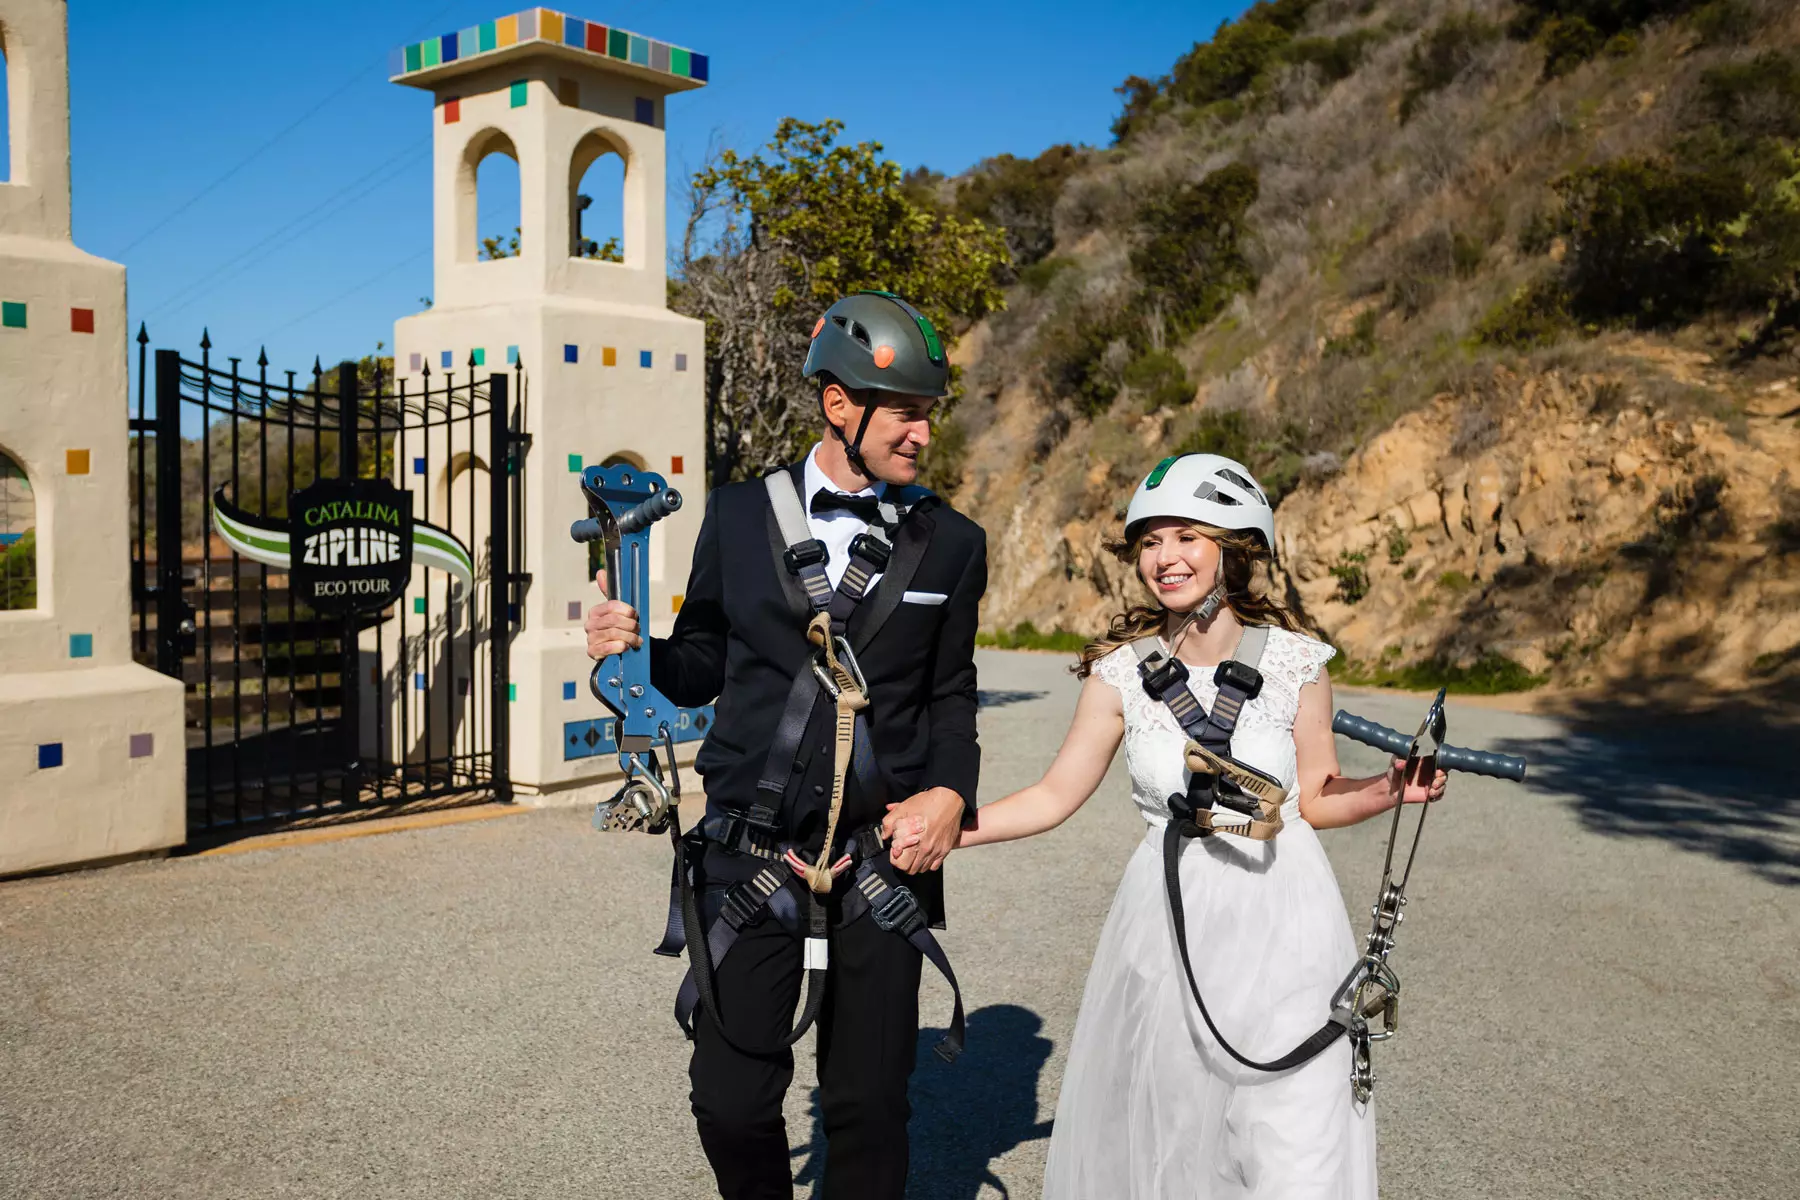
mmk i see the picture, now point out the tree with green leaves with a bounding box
[671,118,1010,484]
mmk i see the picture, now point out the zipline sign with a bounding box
[290,479,413,616]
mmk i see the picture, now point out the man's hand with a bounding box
[584,569,642,660]
[881,787,965,875]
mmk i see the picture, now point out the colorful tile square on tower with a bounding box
[392,8,709,85]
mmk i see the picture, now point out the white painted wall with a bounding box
[0,0,184,874]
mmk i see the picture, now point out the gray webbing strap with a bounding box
[765,472,834,612]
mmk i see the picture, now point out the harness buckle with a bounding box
[869,883,926,938]
[848,531,892,572]
[719,881,767,931]
[1213,659,1264,701]
[1139,653,1190,700]
[783,539,829,575]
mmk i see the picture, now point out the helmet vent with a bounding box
[1196,481,1241,506]
[1216,468,1265,502]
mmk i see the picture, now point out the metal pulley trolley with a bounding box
[569,462,684,832]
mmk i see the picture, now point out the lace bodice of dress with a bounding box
[1093,627,1336,828]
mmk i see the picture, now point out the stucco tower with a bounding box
[391,10,708,800]
[0,0,185,871]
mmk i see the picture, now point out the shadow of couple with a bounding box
[789,1003,1056,1199]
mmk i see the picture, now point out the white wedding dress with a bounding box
[1042,628,1377,1200]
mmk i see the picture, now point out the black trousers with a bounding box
[688,890,924,1200]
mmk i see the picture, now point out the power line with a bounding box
[143,141,432,322]
[248,247,431,347]
[113,1,461,257]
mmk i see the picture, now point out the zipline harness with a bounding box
[573,463,965,1063]
[1135,631,1529,1102]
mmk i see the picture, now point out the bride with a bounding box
[939,453,1445,1198]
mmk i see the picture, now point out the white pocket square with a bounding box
[901,590,948,606]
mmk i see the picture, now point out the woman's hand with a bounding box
[1387,757,1449,806]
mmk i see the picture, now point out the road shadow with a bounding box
[791,1003,1055,1198]
[1494,695,1800,887]
[978,689,1049,709]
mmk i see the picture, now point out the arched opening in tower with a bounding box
[0,447,37,611]
[569,131,628,264]
[470,132,523,260]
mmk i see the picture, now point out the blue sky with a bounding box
[4,1,1244,374]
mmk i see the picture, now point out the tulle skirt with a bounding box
[1043,807,1377,1200]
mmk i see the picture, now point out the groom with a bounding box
[584,291,987,1199]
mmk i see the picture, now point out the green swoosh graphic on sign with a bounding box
[412,520,474,586]
[211,489,290,569]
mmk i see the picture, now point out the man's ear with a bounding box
[820,382,856,434]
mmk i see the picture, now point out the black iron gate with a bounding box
[129,332,525,838]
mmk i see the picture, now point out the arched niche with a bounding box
[455,128,522,263]
[569,128,634,266]
[435,451,491,584]
[0,446,37,611]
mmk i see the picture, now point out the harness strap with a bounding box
[1162,819,1350,1072]
[801,611,866,893]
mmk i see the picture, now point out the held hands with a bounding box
[880,787,965,875]
[1388,757,1449,806]
[584,569,642,660]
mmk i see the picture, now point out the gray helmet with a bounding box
[803,292,950,473]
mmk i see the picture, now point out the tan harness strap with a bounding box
[802,611,868,894]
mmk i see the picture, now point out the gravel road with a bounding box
[2,648,1795,1199]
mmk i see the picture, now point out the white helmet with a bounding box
[1123,453,1276,551]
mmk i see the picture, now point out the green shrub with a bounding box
[1339,652,1549,693]
[1123,350,1194,410]
[1112,0,1318,141]
[1690,0,1757,44]
[1282,29,1383,86]
[1324,308,1380,359]
[1400,14,1501,120]
[1603,32,1639,58]
[1437,570,1473,591]
[1037,300,1129,417]
[955,145,1086,269]
[1131,162,1261,341]
[1330,549,1371,604]
[1018,255,1078,292]
[1555,156,1750,327]
[1537,15,1607,78]
[1473,282,1571,347]
[1173,408,1253,463]
[1385,523,1410,563]
[0,529,37,611]
[1699,51,1800,143]
[976,621,1090,653]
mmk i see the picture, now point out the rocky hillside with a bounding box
[939,0,1800,697]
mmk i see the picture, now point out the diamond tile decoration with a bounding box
[634,96,654,125]
[38,743,63,769]
[441,350,453,368]
[69,633,93,658]
[563,705,714,761]
[564,343,579,363]
[410,352,422,370]
[415,672,427,691]
[639,349,653,368]
[71,308,95,334]
[675,352,688,371]
[393,10,708,87]
[568,453,583,472]
[472,347,486,366]
[414,596,427,614]
[444,96,461,123]
[413,456,426,475]
[567,600,582,620]
[510,79,528,107]
[671,455,684,474]
[506,344,519,364]
[563,681,577,701]
[129,733,154,759]
[2,302,25,329]
[602,346,617,366]
[509,683,518,702]
[66,449,90,475]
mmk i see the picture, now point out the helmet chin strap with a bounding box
[1168,569,1228,650]
[826,390,881,479]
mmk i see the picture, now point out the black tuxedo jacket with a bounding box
[650,461,987,922]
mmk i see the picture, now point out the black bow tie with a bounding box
[810,490,885,524]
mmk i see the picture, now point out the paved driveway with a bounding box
[2,649,1795,1198]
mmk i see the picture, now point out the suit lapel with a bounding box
[766,462,813,623]
[850,503,936,654]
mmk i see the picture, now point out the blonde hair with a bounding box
[1074,522,1304,678]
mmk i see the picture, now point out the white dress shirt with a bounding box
[802,443,885,591]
